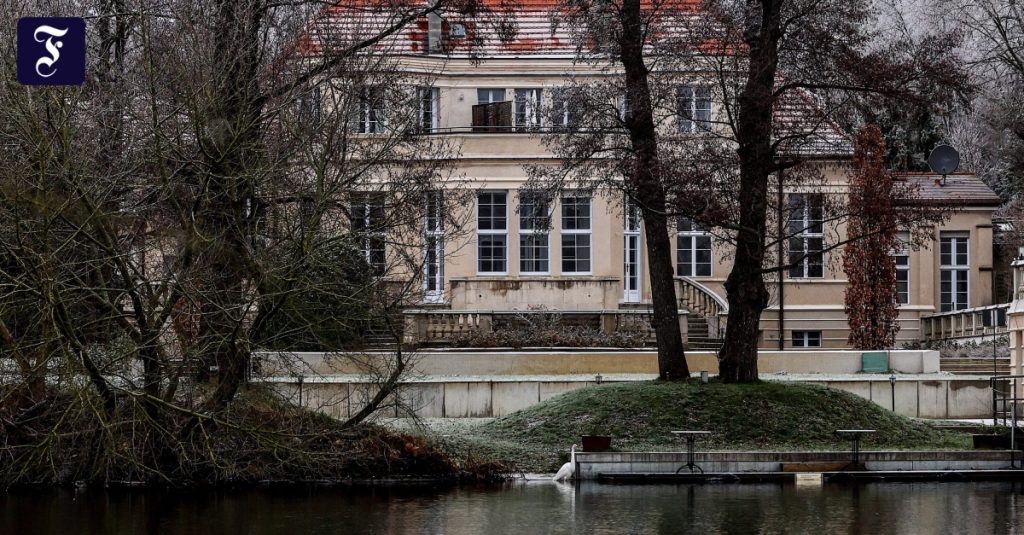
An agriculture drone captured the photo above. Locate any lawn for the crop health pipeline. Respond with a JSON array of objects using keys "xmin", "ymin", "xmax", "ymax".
[{"xmin": 430, "ymin": 380, "xmax": 973, "ymax": 472}]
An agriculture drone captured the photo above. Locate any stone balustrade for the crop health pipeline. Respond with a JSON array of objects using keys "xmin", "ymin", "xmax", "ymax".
[{"xmin": 401, "ymin": 308, "xmax": 679, "ymax": 345}]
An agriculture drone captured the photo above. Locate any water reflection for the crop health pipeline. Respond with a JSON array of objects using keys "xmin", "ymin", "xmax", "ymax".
[{"xmin": 2, "ymin": 481, "xmax": 1023, "ymax": 534}]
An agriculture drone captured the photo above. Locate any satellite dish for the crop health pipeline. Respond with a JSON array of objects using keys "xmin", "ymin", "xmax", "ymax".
[{"xmin": 928, "ymin": 144, "xmax": 960, "ymax": 176}]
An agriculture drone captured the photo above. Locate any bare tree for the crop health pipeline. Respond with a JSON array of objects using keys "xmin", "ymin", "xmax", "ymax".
[
  {"xmin": 536, "ymin": 0, "xmax": 967, "ymax": 382},
  {"xmin": 0, "ymin": 0, "xmax": 496, "ymax": 484}
]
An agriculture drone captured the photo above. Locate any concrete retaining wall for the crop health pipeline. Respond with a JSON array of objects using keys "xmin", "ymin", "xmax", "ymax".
[
  {"xmin": 260, "ymin": 374, "xmax": 992, "ymax": 420},
  {"xmin": 255, "ymin": 348, "xmax": 980, "ymax": 420},
  {"xmin": 255, "ymin": 349, "xmax": 940, "ymax": 376},
  {"xmin": 574, "ymin": 450, "xmax": 1016, "ymax": 479}
]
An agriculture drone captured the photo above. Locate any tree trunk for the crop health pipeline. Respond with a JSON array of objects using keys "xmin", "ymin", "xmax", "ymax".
[
  {"xmin": 641, "ymin": 204, "xmax": 689, "ymax": 380},
  {"xmin": 718, "ymin": 0, "xmax": 782, "ymax": 383},
  {"xmin": 197, "ymin": 0, "xmax": 265, "ymax": 412},
  {"xmin": 620, "ymin": 0, "xmax": 689, "ymax": 380}
]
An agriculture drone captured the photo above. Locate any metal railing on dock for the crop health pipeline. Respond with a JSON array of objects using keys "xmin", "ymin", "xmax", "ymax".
[{"xmin": 991, "ymin": 375, "xmax": 1024, "ymax": 426}]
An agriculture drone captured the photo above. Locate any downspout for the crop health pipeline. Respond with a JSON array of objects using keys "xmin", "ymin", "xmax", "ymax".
[{"xmin": 777, "ymin": 169, "xmax": 785, "ymax": 350}]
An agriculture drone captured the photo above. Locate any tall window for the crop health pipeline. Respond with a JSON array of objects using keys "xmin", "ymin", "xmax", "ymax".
[
  {"xmin": 550, "ymin": 88, "xmax": 580, "ymax": 131},
  {"xmin": 514, "ymin": 88, "xmax": 543, "ymax": 131},
  {"xmin": 519, "ymin": 191, "xmax": 551, "ymax": 274},
  {"xmin": 477, "ymin": 88, "xmax": 506, "ymax": 104},
  {"xmin": 677, "ymin": 217, "xmax": 712, "ymax": 277},
  {"xmin": 477, "ymin": 191, "xmax": 508, "ymax": 274},
  {"xmin": 788, "ymin": 193, "xmax": 824, "ymax": 278},
  {"xmin": 424, "ymin": 191, "xmax": 444, "ymax": 301},
  {"xmin": 561, "ymin": 195, "xmax": 591, "ymax": 274},
  {"xmin": 894, "ymin": 232, "xmax": 910, "ymax": 305},
  {"xmin": 353, "ymin": 87, "xmax": 386, "ymax": 133},
  {"xmin": 677, "ymin": 85, "xmax": 712, "ymax": 133},
  {"xmin": 351, "ymin": 193, "xmax": 386, "ymax": 274},
  {"xmin": 299, "ymin": 86, "xmax": 322, "ymax": 129},
  {"xmin": 618, "ymin": 94, "xmax": 631, "ymax": 124},
  {"xmin": 623, "ymin": 197, "xmax": 642, "ymax": 302},
  {"xmin": 940, "ymin": 232, "xmax": 969, "ymax": 311},
  {"xmin": 417, "ymin": 87, "xmax": 439, "ymax": 133}
]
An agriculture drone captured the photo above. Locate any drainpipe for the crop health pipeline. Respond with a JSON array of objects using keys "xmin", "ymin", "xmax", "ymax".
[{"xmin": 777, "ymin": 169, "xmax": 785, "ymax": 350}]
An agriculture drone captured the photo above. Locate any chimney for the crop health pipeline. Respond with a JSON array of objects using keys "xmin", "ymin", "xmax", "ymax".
[{"xmin": 427, "ymin": 0, "xmax": 443, "ymax": 53}]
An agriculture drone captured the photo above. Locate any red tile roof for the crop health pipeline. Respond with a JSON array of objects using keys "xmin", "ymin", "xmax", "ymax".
[
  {"xmin": 896, "ymin": 173, "xmax": 1001, "ymax": 207},
  {"xmin": 297, "ymin": 0, "xmax": 705, "ymax": 57}
]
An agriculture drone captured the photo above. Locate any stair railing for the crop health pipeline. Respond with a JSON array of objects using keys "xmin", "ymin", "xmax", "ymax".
[{"xmin": 675, "ymin": 277, "xmax": 728, "ymax": 339}]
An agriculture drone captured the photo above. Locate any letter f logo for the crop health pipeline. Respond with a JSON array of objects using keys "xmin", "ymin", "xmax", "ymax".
[{"xmin": 17, "ymin": 17, "xmax": 86, "ymax": 86}]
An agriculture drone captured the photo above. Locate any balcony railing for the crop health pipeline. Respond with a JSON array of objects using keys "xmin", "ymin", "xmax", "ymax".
[
  {"xmin": 402, "ymin": 309, "xmax": 669, "ymax": 345},
  {"xmin": 675, "ymin": 276, "xmax": 728, "ymax": 338},
  {"xmin": 921, "ymin": 303, "xmax": 1010, "ymax": 341}
]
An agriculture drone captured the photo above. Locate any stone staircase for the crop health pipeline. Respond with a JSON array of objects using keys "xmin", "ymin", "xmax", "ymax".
[
  {"xmin": 361, "ymin": 311, "xmax": 405, "ymax": 350},
  {"xmin": 939, "ymin": 357, "xmax": 1010, "ymax": 376},
  {"xmin": 677, "ymin": 277, "xmax": 726, "ymax": 352},
  {"xmin": 686, "ymin": 316, "xmax": 724, "ymax": 351}
]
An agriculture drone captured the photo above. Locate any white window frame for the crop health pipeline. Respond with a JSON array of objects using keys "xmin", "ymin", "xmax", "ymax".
[
  {"xmin": 788, "ymin": 193, "xmax": 824, "ymax": 279},
  {"xmin": 940, "ymin": 232, "xmax": 970, "ymax": 312},
  {"xmin": 477, "ymin": 191, "xmax": 508, "ymax": 275},
  {"xmin": 623, "ymin": 197, "xmax": 643, "ymax": 303},
  {"xmin": 354, "ymin": 86, "xmax": 387, "ymax": 134},
  {"xmin": 677, "ymin": 217, "xmax": 712, "ymax": 277},
  {"xmin": 299, "ymin": 85, "xmax": 322, "ymax": 128},
  {"xmin": 677, "ymin": 85, "xmax": 712, "ymax": 133},
  {"xmin": 551, "ymin": 87, "xmax": 579, "ymax": 131},
  {"xmin": 513, "ymin": 88, "xmax": 543, "ymax": 131},
  {"xmin": 423, "ymin": 191, "xmax": 445, "ymax": 303},
  {"xmin": 477, "ymin": 88, "xmax": 506, "ymax": 105},
  {"xmin": 792, "ymin": 330, "xmax": 822, "ymax": 348},
  {"xmin": 417, "ymin": 86, "xmax": 439, "ymax": 133},
  {"xmin": 560, "ymin": 194, "xmax": 592, "ymax": 275},
  {"xmin": 894, "ymin": 232, "xmax": 910, "ymax": 306},
  {"xmin": 351, "ymin": 193, "xmax": 386, "ymax": 275},
  {"xmin": 518, "ymin": 191, "xmax": 551, "ymax": 275}
]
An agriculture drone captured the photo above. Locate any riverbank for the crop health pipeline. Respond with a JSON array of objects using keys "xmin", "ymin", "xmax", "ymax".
[
  {"xmin": 0, "ymin": 385, "xmax": 506, "ymax": 488},
  {"xmin": 418, "ymin": 380, "xmax": 974, "ymax": 472}
]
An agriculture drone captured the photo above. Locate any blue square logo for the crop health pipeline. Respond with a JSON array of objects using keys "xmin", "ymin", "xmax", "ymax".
[{"xmin": 17, "ymin": 17, "xmax": 86, "ymax": 86}]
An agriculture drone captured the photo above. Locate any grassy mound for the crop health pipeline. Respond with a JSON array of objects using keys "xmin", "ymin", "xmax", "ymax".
[{"xmin": 447, "ymin": 381, "xmax": 971, "ymax": 472}]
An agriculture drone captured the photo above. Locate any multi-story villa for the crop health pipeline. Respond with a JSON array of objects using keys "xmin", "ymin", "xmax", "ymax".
[{"xmin": 301, "ymin": 0, "xmax": 1002, "ymax": 350}]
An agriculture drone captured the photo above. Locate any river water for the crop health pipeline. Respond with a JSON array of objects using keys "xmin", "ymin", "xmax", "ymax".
[{"xmin": 3, "ymin": 481, "xmax": 1024, "ymax": 534}]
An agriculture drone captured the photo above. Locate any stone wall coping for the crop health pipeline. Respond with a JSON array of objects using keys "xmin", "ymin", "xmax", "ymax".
[
  {"xmin": 255, "ymin": 349, "xmax": 935, "ymax": 356},
  {"xmin": 575, "ymin": 450, "xmax": 1013, "ymax": 462},
  {"xmin": 252, "ymin": 373, "xmax": 990, "ymax": 384},
  {"xmin": 401, "ymin": 309, "xmax": 688, "ymax": 315},
  {"xmin": 252, "ymin": 373, "xmax": 659, "ymax": 384}
]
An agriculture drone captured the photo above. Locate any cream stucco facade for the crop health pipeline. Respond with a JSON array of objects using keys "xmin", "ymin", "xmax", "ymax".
[
  {"xmin": 300, "ymin": 23, "xmax": 1001, "ymax": 349},
  {"xmin": 369, "ymin": 54, "xmax": 1003, "ymax": 349}
]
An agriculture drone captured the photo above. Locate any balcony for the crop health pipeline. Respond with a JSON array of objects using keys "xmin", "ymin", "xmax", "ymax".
[{"xmin": 415, "ymin": 101, "xmax": 578, "ymax": 135}]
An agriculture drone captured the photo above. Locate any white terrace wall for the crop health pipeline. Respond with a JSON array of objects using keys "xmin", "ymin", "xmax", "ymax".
[
  {"xmin": 252, "ymin": 349, "xmax": 992, "ymax": 419},
  {"xmin": 260, "ymin": 375, "xmax": 991, "ymax": 420},
  {"xmin": 254, "ymin": 349, "xmax": 940, "ymax": 377}
]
